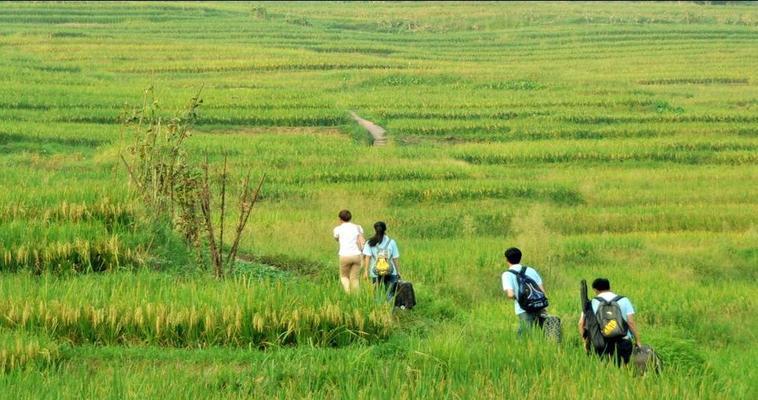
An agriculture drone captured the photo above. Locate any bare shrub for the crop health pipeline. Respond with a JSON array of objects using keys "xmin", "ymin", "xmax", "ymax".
[{"xmin": 120, "ymin": 87, "xmax": 264, "ymax": 277}]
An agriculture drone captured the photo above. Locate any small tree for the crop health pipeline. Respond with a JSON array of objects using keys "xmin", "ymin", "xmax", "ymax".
[
  {"xmin": 120, "ymin": 86, "xmax": 202, "ymax": 244},
  {"xmin": 120, "ymin": 87, "xmax": 264, "ymax": 277}
]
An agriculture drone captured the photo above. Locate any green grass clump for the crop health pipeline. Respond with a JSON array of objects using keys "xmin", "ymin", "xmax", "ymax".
[{"xmin": 0, "ymin": 329, "xmax": 63, "ymax": 373}]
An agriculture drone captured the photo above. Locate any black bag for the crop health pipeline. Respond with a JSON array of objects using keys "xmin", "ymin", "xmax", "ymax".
[
  {"xmin": 508, "ymin": 266, "xmax": 548, "ymax": 313},
  {"xmin": 394, "ymin": 280, "xmax": 416, "ymax": 309},
  {"xmin": 580, "ymin": 279, "xmax": 606, "ymax": 354},
  {"xmin": 632, "ymin": 344, "xmax": 662, "ymax": 376}
]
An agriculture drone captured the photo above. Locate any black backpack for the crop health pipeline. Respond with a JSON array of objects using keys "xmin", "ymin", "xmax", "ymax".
[
  {"xmin": 394, "ymin": 280, "xmax": 416, "ymax": 309},
  {"xmin": 508, "ymin": 266, "xmax": 548, "ymax": 313}
]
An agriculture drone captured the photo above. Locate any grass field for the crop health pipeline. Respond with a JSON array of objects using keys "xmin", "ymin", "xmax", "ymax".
[{"xmin": 0, "ymin": 1, "xmax": 757, "ymax": 398}]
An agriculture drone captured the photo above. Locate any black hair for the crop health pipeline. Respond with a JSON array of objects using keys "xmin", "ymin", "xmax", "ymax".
[
  {"xmin": 592, "ymin": 278, "xmax": 611, "ymax": 291},
  {"xmin": 504, "ymin": 247, "xmax": 522, "ymax": 264},
  {"xmin": 338, "ymin": 209, "xmax": 352, "ymax": 222},
  {"xmin": 368, "ymin": 221, "xmax": 387, "ymax": 247}
]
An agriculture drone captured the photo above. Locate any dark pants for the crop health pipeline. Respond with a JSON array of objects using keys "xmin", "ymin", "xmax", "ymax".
[
  {"xmin": 517, "ymin": 310, "xmax": 546, "ymax": 336},
  {"xmin": 597, "ymin": 338, "xmax": 633, "ymax": 366},
  {"xmin": 371, "ymin": 275, "xmax": 398, "ymax": 302}
]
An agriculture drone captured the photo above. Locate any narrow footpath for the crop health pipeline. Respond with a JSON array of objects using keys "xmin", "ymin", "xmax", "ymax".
[{"xmin": 349, "ymin": 111, "xmax": 387, "ymax": 146}]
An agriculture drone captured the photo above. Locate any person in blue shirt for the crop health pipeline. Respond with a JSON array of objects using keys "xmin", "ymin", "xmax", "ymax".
[
  {"xmin": 578, "ymin": 278, "xmax": 642, "ymax": 366},
  {"xmin": 501, "ymin": 247, "xmax": 548, "ymax": 335},
  {"xmin": 362, "ymin": 221, "xmax": 400, "ymax": 302}
]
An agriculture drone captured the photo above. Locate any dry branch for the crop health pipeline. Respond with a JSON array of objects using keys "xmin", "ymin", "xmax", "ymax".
[
  {"xmin": 219, "ymin": 154, "xmax": 227, "ymax": 268},
  {"xmin": 200, "ymin": 155, "xmax": 222, "ymax": 278},
  {"xmin": 226, "ymin": 173, "xmax": 266, "ymax": 268}
]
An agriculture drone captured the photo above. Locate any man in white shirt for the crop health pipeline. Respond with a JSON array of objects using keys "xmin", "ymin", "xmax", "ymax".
[
  {"xmin": 333, "ymin": 209, "xmax": 365, "ymax": 293},
  {"xmin": 501, "ymin": 247, "xmax": 549, "ymax": 335}
]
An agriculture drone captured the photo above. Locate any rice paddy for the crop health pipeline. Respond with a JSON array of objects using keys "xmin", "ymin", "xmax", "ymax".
[{"xmin": 0, "ymin": 1, "xmax": 756, "ymax": 399}]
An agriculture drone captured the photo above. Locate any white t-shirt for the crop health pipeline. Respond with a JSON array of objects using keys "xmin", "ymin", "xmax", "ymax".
[
  {"xmin": 333, "ymin": 222, "xmax": 364, "ymax": 256},
  {"xmin": 501, "ymin": 264, "xmax": 544, "ymax": 315}
]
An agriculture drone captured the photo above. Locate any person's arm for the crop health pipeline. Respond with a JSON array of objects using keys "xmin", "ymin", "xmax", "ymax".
[
  {"xmin": 626, "ymin": 314, "xmax": 642, "ymax": 347},
  {"xmin": 578, "ymin": 313, "xmax": 588, "ymax": 351},
  {"xmin": 578, "ymin": 313, "xmax": 585, "ymax": 337},
  {"xmin": 390, "ymin": 240, "xmax": 400, "ymax": 276},
  {"xmin": 535, "ymin": 270, "xmax": 545, "ymax": 294},
  {"xmin": 357, "ymin": 234, "xmax": 365, "ymax": 250},
  {"xmin": 503, "ymin": 273, "xmax": 515, "ymax": 299}
]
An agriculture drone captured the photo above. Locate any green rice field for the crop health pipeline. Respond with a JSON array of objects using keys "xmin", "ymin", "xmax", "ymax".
[{"xmin": 0, "ymin": 1, "xmax": 756, "ymax": 398}]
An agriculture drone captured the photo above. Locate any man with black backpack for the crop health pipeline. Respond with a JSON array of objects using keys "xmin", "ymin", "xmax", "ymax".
[
  {"xmin": 501, "ymin": 247, "xmax": 550, "ymax": 336},
  {"xmin": 578, "ymin": 278, "xmax": 642, "ymax": 366}
]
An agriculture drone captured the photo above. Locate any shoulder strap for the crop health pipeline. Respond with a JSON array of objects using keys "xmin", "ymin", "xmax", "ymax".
[
  {"xmin": 611, "ymin": 295, "xmax": 625, "ymax": 303},
  {"xmin": 519, "ymin": 266, "xmax": 527, "ymax": 276}
]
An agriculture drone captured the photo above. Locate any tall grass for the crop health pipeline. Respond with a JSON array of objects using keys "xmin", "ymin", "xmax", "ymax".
[
  {"xmin": 0, "ymin": 329, "xmax": 62, "ymax": 373},
  {"xmin": 0, "ymin": 273, "xmax": 394, "ymax": 347}
]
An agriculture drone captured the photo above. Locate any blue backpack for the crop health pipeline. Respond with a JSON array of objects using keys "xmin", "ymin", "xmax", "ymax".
[{"xmin": 508, "ymin": 266, "xmax": 549, "ymax": 312}]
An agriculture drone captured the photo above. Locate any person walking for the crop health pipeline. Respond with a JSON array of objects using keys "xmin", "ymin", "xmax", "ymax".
[
  {"xmin": 363, "ymin": 221, "xmax": 400, "ymax": 302},
  {"xmin": 333, "ymin": 210, "xmax": 365, "ymax": 293},
  {"xmin": 501, "ymin": 247, "xmax": 549, "ymax": 335},
  {"xmin": 578, "ymin": 278, "xmax": 642, "ymax": 366}
]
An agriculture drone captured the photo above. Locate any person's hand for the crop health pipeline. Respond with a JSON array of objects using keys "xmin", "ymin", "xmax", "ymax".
[{"xmin": 636, "ymin": 340, "xmax": 642, "ymax": 348}]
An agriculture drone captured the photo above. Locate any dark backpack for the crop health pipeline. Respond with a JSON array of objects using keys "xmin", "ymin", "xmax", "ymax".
[
  {"xmin": 508, "ymin": 266, "xmax": 548, "ymax": 313},
  {"xmin": 394, "ymin": 280, "xmax": 416, "ymax": 309},
  {"xmin": 595, "ymin": 295, "xmax": 628, "ymax": 339}
]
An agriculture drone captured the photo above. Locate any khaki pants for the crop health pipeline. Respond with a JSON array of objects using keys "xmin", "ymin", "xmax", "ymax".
[{"xmin": 339, "ymin": 255, "xmax": 362, "ymax": 293}]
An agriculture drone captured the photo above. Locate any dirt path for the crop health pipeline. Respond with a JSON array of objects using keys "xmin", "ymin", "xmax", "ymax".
[{"xmin": 349, "ymin": 111, "xmax": 387, "ymax": 146}]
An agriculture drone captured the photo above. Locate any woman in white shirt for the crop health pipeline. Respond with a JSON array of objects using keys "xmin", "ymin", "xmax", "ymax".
[{"xmin": 333, "ymin": 209, "xmax": 365, "ymax": 293}]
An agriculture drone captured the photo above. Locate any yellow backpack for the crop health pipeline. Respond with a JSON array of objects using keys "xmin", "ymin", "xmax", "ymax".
[{"xmin": 374, "ymin": 241, "xmax": 392, "ymax": 276}]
